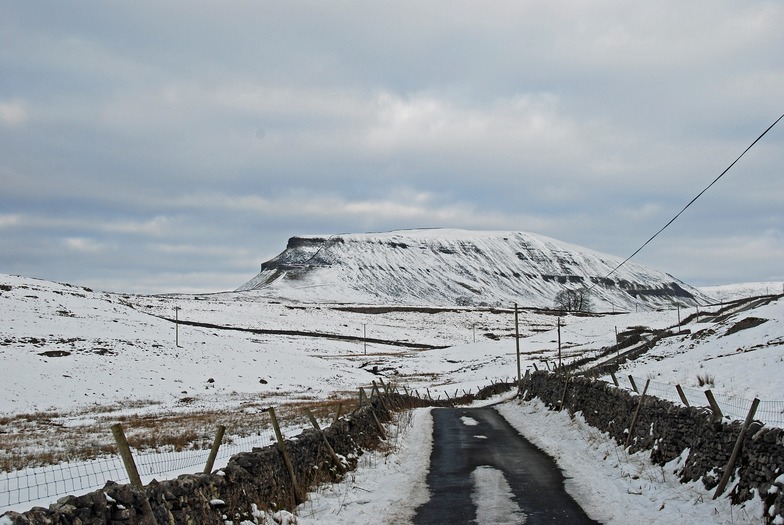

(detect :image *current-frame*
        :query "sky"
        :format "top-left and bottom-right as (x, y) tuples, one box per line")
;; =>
(1, 1), (782, 294)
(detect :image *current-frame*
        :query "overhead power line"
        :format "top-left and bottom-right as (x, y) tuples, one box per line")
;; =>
(597, 113), (784, 284)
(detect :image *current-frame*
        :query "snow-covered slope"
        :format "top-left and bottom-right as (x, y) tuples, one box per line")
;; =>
(700, 282), (784, 302)
(238, 229), (711, 311)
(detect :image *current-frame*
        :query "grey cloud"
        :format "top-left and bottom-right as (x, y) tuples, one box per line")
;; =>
(1, 1), (782, 292)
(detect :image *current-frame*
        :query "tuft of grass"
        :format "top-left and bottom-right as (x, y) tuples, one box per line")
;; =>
(696, 373), (715, 387)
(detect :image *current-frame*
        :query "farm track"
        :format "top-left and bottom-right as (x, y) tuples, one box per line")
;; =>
(155, 315), (449, 350)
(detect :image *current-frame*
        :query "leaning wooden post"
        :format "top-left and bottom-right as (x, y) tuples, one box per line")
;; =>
(372, 381), (390, 415)
(713, 399), (760, 499)
(305, 409), (345, 474)
(111, 423), (142, 488)
(627, 375), (639, 393)
(358, 387), (368, 408)
(704, 390), (724, 421)
(675, 385), (690, 407)
(203, 425), (226, 474)
(625, 379), (650, 449)
(267, 407), (303, 505)
(370, 409), (387, 440)
(610, 372), (619, 387)
(558, 375), (570, 412)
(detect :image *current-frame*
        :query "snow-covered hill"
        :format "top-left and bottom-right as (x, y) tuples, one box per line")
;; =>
(699, 281), (784, 302)
(238, 229), (712, 311)
(2, 272), (783, 522)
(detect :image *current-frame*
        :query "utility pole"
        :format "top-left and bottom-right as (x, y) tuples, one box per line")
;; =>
(174, 306), (181, 347)
(557, 315), (562, 370)
(514, 303), (521, 384)
(677, 303), (681, 332)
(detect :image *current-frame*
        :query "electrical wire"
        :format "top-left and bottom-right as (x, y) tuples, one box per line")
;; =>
(596, 113), (784, 285)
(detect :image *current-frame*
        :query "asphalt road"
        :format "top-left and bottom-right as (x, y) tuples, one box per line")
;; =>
(413, 407), (600, 524)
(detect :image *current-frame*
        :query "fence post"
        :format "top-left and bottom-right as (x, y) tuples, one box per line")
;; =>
(675, 385), (690, 407)
(359, 387), (368, 408)
(628, 375), (639, 393)
(533, 363), (538, 372)
(625, 379), (650, 449)
(610, 372), (619, 387)
(558, 375), (570, 412)
(203, 425), (226, 474)
(372, 381), (390, 415)
(713, 399), (760, 499)
(305, 408), (345, 474)
(111, 423), (142, 488)
(370, 409), (388, 440)
(267, 407), (303, 505)
(704, 390), (724, 420)
(334, 402), (343, 424)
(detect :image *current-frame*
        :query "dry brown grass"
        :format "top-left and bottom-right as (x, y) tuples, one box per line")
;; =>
(0, 392), (358, 473)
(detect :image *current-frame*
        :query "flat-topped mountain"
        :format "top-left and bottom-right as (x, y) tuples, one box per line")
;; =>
(238, 229), (712, 310)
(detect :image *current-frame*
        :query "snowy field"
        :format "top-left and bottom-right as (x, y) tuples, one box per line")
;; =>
(1, 272), (783, 522)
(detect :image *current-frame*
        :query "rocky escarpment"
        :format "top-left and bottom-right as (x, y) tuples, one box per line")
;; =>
(238, 229), (712, 311)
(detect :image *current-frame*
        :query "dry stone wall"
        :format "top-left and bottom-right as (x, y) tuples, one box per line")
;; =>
(1, 382), (515, 525)
(522, 371), (784, 523)
(1, 399), (393, 525)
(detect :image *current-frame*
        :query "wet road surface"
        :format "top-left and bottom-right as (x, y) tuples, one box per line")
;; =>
(413, 407), (600, 524)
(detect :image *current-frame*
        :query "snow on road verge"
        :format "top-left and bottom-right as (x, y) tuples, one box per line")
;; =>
(495, 398), (765, 524)
(296, 408), (433, 524)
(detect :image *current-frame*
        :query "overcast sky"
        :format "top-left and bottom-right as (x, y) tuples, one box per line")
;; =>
(1, 1), (782, 294)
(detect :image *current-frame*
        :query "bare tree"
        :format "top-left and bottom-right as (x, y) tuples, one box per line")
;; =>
(554, 287), (593, 312)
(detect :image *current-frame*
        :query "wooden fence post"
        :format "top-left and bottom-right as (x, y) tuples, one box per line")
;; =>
(625, 379), (650, 449)
(704, 390), (724, 420)
(628, 375), (639, 393)
(558, 375), (570, 412)
(359, 387), (368, 408)
(203, 425), (226, 474)
(305, 409), (345, 474)
(111, 423), (142, 488)
(334, 402), (343, 424)
(675, 385), (690, 407)
(713, 399), (760, 499)
(370, 409), (388, 440)
(610, 372), (619, 387)
(372, 381), (390, 415)
(267, 407), (303, 505)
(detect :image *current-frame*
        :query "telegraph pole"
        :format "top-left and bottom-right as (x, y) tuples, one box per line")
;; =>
(174, 306), (181, 347)
(514, 303), (521, 384)
(557, 315), (562, 369)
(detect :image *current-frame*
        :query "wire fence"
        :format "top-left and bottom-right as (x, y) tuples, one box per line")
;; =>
(0, 420), (283, 512)
(609, 374), (784, 428)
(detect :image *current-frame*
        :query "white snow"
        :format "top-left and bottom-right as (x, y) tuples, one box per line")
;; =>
(1, 268), (783, 523)
(237, 229), (712, 311)
(495, 399), (766, 524)
(471, 466), (526, 524)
